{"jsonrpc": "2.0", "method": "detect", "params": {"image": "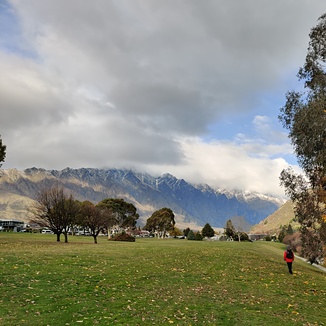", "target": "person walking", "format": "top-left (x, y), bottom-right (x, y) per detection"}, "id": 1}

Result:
top-left (284, 245), bottom-right (294, 274)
